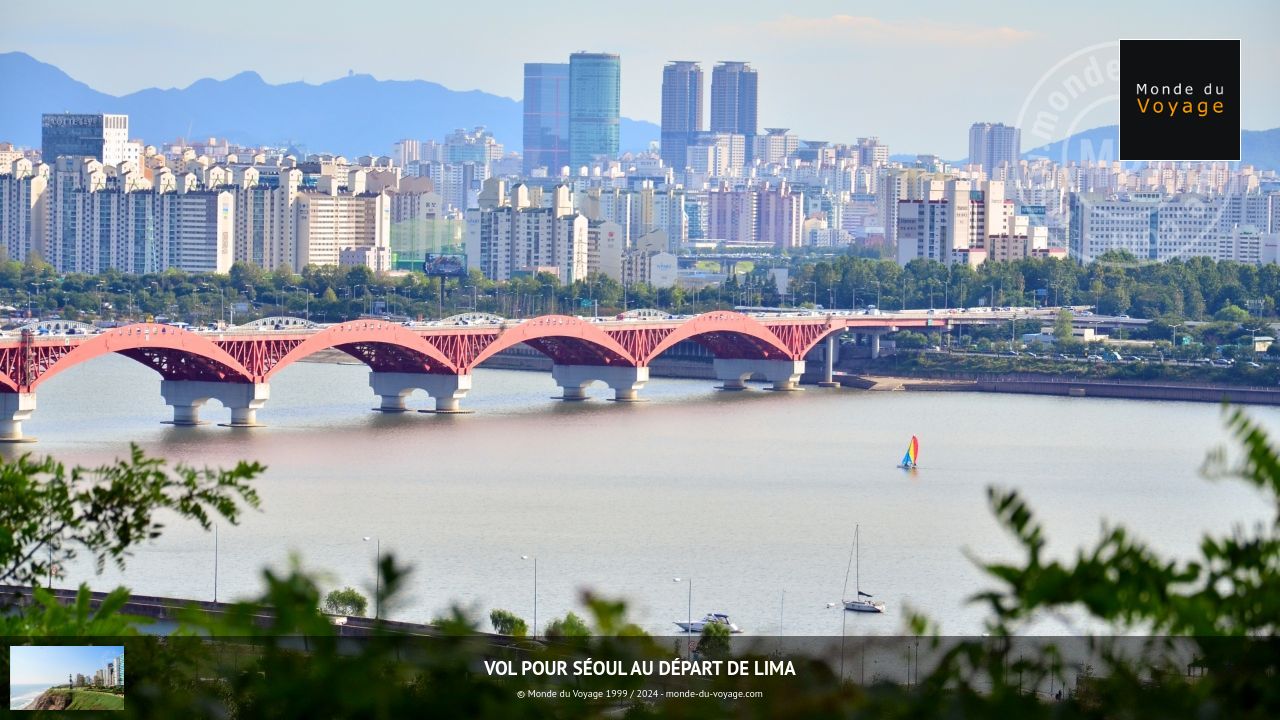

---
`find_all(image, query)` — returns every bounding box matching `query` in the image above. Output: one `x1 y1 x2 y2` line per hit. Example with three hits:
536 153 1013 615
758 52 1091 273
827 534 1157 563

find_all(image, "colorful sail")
901 435 919 467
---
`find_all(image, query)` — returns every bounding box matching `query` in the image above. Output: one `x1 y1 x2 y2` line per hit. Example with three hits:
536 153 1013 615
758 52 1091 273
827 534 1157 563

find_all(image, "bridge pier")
714 358 805 391
818 335 839 387
0 392 37 442
369 372 473 413
160 380 270 427
551 364 649 402
870 332 882 359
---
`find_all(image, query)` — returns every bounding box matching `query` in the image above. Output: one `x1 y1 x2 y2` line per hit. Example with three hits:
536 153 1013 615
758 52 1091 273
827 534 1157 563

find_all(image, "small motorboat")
674 613 743 633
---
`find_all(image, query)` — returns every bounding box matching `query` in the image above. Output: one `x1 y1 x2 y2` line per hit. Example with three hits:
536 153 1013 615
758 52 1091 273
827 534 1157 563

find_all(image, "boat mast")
855 524 860 596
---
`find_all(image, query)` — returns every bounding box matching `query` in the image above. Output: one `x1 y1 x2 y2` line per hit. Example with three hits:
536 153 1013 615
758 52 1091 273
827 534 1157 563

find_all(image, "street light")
363 536 381 619
807 281 817 308
521 555 538 639
673 577 692 658
213 523 219 603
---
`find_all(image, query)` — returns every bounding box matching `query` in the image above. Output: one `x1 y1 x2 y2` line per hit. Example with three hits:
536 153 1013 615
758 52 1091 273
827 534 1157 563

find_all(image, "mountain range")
2 52 1276 170
0 52 659 157
1022 125 1280 171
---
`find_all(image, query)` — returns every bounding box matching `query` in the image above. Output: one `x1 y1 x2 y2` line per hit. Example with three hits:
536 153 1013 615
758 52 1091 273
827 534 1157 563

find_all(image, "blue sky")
10 646 124 684
2 0 1276 156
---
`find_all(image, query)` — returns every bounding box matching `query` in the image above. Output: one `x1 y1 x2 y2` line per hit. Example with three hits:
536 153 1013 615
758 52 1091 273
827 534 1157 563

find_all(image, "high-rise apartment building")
968 122 1021 175
41 113 130 165
896 179 1055 266
568 52 621 169
660 61 703 172
1068 191 1271 263
295 187 390 271
465 179 587 283
0 159 49 263
523 63 571 175
709 62 758 165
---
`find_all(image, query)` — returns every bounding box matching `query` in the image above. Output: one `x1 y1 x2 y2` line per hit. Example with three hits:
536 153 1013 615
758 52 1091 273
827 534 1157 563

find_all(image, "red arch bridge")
0 308 981 441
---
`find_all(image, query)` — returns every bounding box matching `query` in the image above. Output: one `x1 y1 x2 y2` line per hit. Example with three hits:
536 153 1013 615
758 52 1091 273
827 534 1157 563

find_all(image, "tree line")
2 249 1278 325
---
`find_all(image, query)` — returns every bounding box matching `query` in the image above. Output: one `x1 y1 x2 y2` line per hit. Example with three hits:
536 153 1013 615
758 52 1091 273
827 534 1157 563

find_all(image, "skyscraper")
968 122 1021 175
523 63 570 175
568 52 621 169
710 62 758 164
660 61 703 172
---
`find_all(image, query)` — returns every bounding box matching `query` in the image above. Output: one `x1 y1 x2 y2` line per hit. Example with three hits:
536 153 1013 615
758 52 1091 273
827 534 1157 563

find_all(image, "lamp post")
363 536 380 619
213 523 219 603
521 555 537 639
807 281 817 308
673 577 692 658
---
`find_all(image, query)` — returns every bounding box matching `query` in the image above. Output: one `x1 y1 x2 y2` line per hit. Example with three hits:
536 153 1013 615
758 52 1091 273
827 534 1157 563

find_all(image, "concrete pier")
551 364 650 401
160 380 270 427
817 335 840 387
713 358 806 391
368 372 473 413
0 392 37 442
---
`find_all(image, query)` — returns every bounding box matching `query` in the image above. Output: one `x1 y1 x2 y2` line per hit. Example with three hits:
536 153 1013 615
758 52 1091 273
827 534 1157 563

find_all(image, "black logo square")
1120 39 1240 161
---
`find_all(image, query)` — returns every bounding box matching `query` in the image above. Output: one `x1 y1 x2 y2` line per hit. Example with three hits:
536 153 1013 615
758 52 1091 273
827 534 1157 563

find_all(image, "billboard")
423 253 468 278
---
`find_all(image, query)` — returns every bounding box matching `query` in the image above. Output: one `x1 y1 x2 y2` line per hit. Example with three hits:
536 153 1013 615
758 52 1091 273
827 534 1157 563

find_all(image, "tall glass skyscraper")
710 62 758 163
523 63 570 175
568 52 621 169
660 61 703 172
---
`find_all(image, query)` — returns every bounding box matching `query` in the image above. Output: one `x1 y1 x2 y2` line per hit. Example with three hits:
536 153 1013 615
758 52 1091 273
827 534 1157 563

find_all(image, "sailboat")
842 524 886 614
899 435 919 469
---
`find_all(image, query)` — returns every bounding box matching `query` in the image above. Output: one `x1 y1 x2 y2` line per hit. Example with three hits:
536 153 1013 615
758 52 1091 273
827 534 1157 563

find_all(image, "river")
6 354 1274 637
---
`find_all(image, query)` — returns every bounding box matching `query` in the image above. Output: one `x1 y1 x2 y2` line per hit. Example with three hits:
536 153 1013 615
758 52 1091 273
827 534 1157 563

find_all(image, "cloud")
754 14 1034 48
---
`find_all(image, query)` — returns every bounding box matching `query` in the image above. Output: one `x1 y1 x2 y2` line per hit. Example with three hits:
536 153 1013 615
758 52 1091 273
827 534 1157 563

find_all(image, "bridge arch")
237 316 319 331
441 312 505 326
638 311 793 364
261 319 460 379
13 320 102 336
467 315 637 370
18 323 254 392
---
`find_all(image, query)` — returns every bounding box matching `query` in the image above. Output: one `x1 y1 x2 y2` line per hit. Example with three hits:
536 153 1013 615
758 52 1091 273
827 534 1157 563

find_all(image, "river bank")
297 347 1280 405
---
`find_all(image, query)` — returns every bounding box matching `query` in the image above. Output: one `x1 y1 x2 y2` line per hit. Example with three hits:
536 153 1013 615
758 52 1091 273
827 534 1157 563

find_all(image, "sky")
10 645 124 685
2 0 1277 157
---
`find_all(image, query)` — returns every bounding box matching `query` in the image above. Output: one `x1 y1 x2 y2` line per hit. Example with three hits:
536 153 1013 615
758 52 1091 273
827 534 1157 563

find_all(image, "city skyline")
9 646 124 685
2 1 1277 158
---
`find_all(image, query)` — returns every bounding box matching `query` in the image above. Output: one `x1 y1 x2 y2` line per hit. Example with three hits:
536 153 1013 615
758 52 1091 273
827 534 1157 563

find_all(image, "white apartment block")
1069 191 1273 263
295 189 390 271
465 180 587 284
896 179 1059 265
0 159 49 262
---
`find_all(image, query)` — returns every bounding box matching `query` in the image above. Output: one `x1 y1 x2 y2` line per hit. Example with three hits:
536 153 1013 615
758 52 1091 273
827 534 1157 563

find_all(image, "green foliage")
878 351 1280 387
321 587 368 617
488 608 528 637
544 611 590 638
1214 303 1250 323
0 444 263 589
1053 308 1074 341
697 621 731 658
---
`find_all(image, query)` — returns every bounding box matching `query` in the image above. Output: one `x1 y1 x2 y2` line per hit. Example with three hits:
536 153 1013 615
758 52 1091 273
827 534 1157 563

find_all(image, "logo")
1119 39 1240 161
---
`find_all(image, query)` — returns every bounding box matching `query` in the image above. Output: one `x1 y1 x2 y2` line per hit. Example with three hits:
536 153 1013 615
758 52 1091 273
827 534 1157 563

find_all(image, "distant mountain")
1023 124 1280 171
0 52 659 156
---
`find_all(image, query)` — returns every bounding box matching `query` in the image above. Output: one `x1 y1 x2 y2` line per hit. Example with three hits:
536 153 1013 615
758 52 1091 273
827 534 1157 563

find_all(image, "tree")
0 445 262 589
321 587 369 617
544 611 590 638
1053 308 1074 342
488 608 528 637
1213 303 1249 323
697 620 731 658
